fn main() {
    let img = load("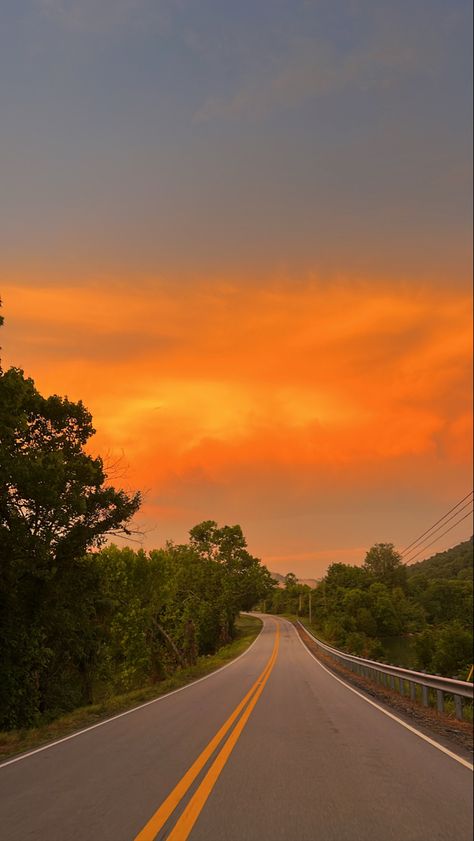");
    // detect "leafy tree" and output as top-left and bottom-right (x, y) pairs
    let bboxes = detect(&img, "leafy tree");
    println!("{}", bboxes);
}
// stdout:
(415, 579), (472, 627)
(415, 624), (473, 678)
(355, 606), (378, 638)
(363, 543), (407, 589)
(430, 623), (473, 679)
(325, 563), (368, 590)
(189, 520), (274, 615)
(0, 366), (141, 727)
(414, 629), (436, 670)
(368, 582), (402, 636)
(92, 546), (168, 690)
